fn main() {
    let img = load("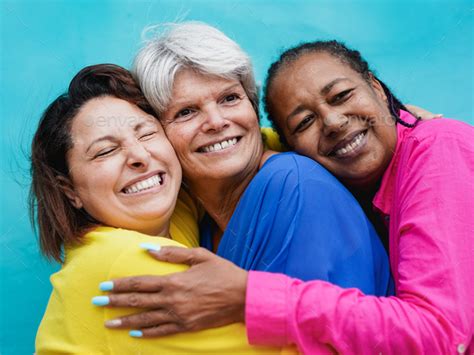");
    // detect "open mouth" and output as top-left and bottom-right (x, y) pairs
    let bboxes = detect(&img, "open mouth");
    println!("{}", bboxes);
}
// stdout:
(198, 137), (241, 153)
(328, 130), (367, 157)
(122, 173), (164, 195)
